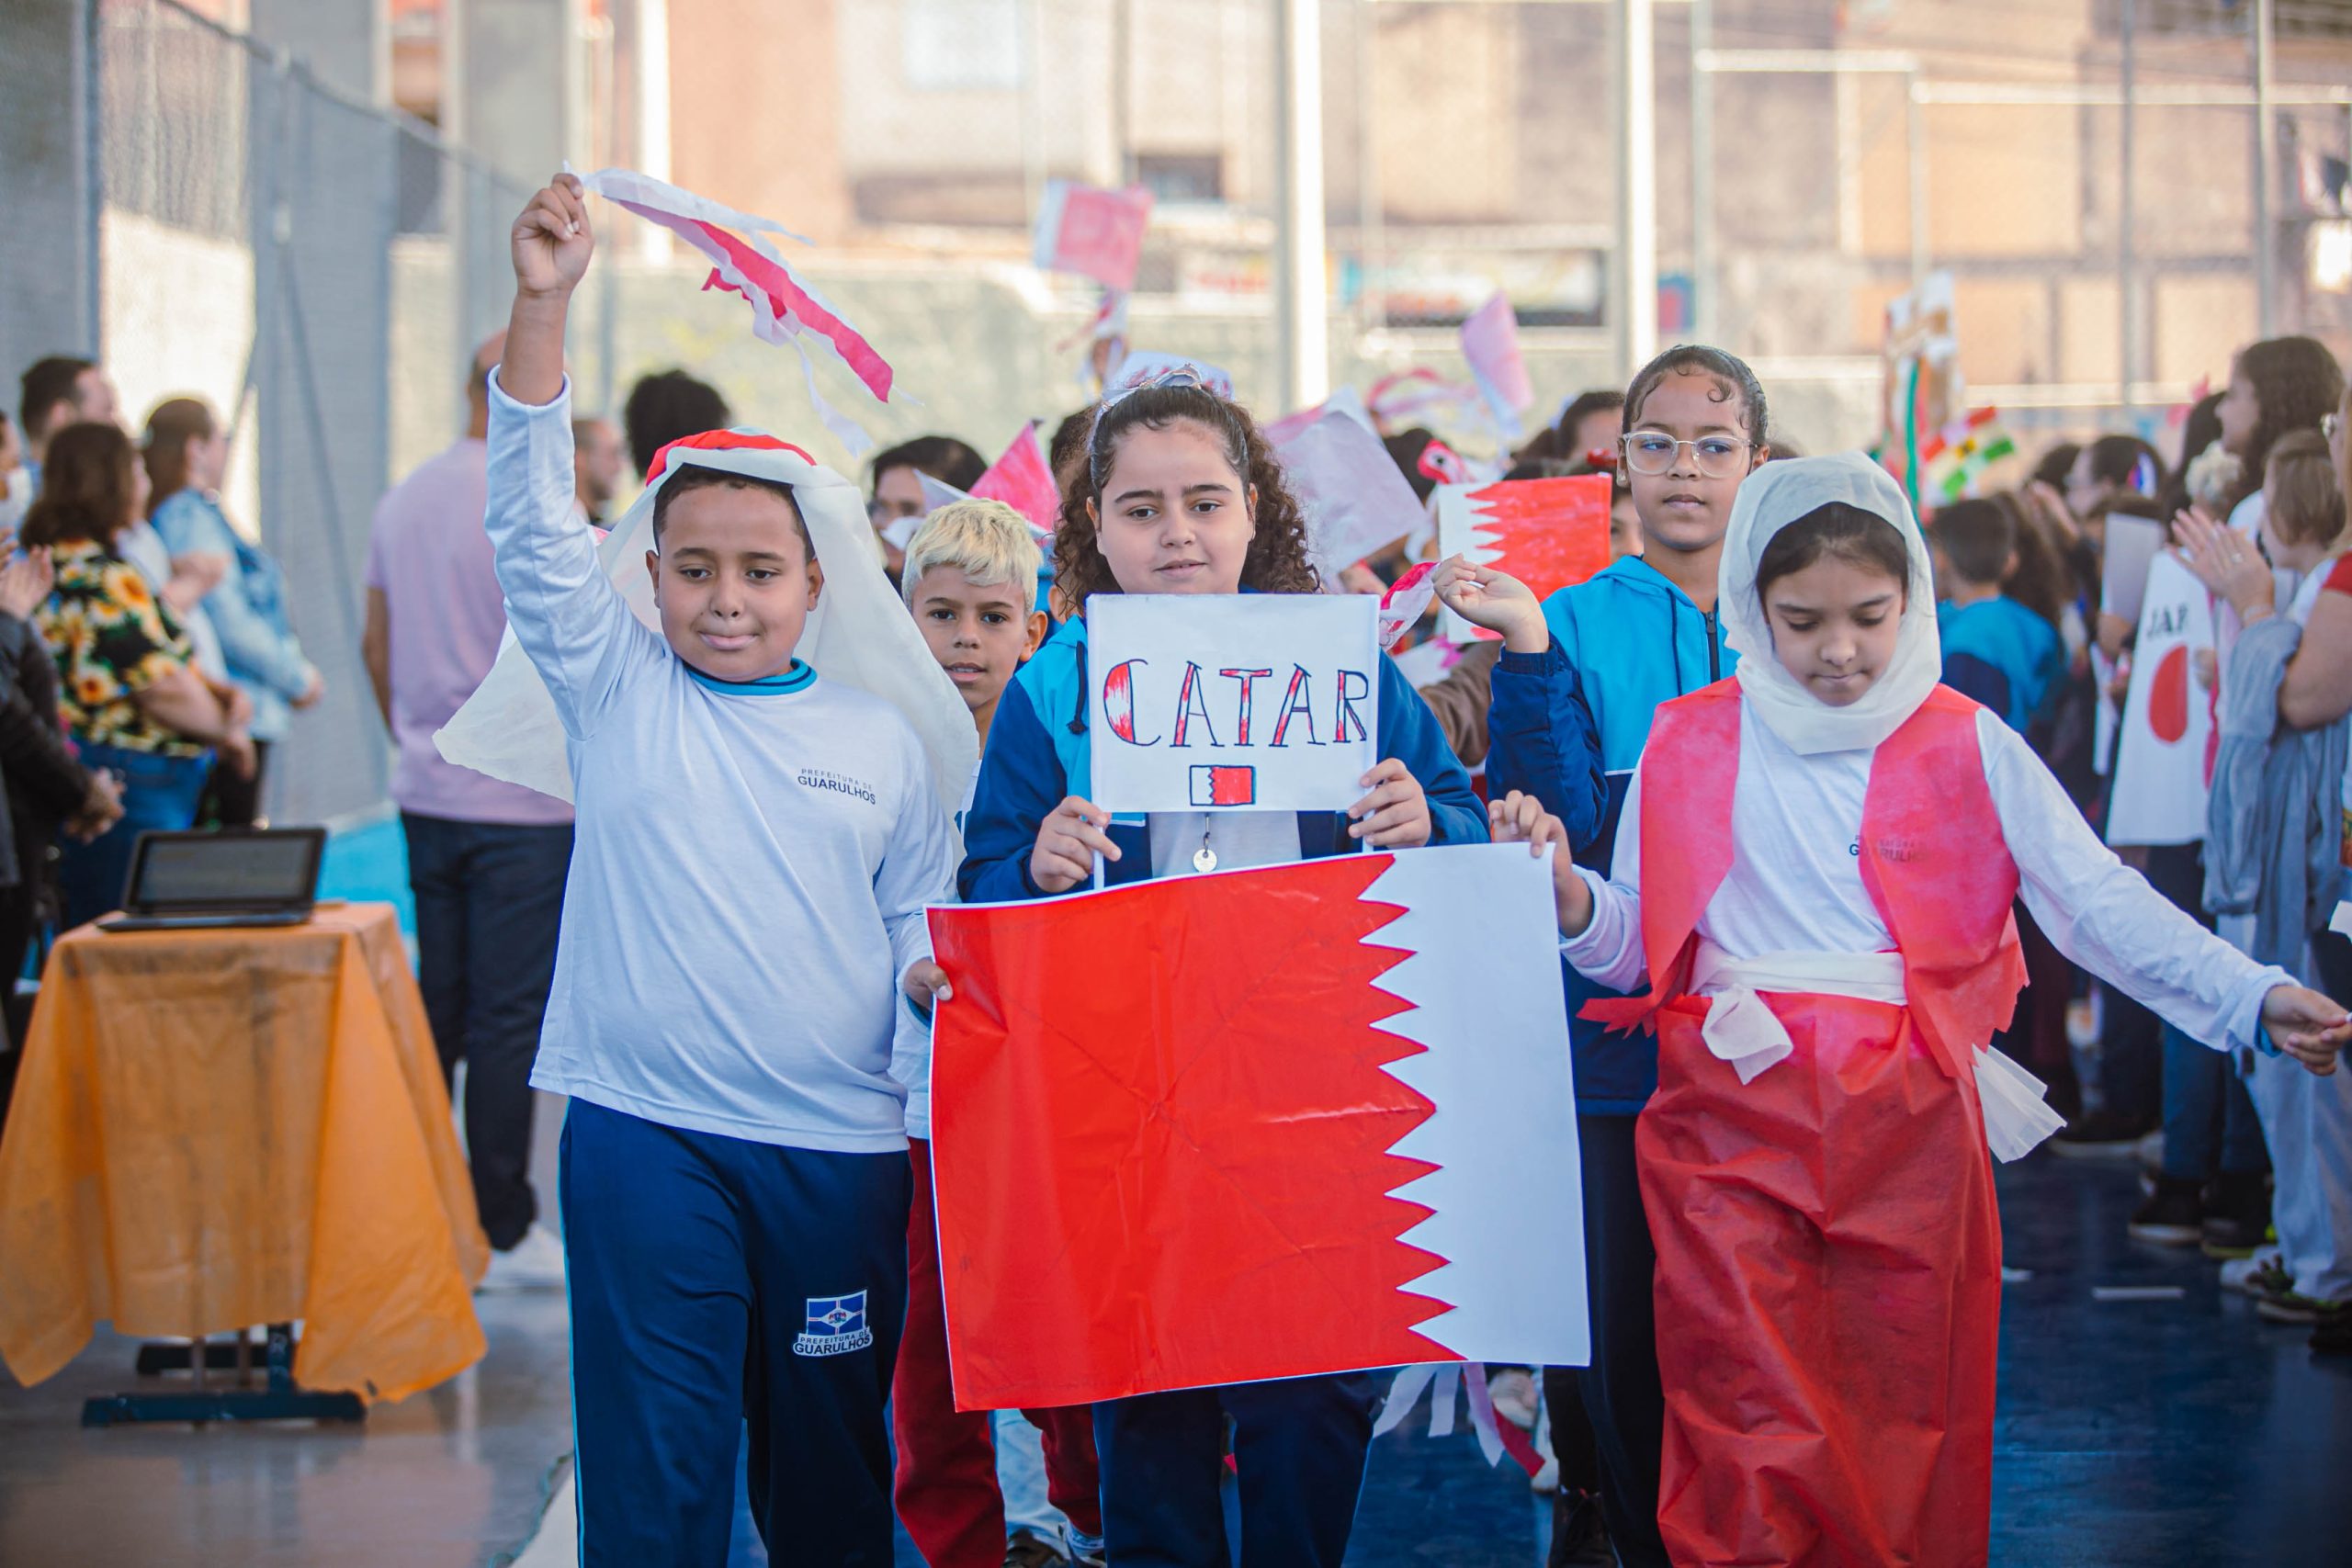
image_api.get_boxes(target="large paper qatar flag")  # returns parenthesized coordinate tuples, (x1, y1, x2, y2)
(925, 843, 1589, 1409)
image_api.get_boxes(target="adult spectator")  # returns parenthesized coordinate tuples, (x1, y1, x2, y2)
(0, 538, 120, 1052)
(17, 356, 119, 492)
(621, 368, 730, 483)
(868, 434, 988, 577)
(22, 423, 250, 931)
(571, 415, 624, 527)
(363, 334, 571, 1292)
(145, 397, 323, 827)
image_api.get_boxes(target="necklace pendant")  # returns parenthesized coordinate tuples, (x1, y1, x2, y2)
(1193, 844, 1218, 874)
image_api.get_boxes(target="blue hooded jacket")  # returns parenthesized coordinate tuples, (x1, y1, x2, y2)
(1486, 553, 1739, 1113)
(1938, 594, 2062, 737)
(961, 613, 1488, 903)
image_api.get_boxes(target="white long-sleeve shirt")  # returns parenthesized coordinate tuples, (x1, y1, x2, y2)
(487, 373, 958, 1152)
(1564, 697, 2291, 1055)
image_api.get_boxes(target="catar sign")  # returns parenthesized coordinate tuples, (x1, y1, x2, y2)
(1089, 594, 1379, 813)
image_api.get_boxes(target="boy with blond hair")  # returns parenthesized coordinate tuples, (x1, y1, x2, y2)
(890, 500, 1106, 1567)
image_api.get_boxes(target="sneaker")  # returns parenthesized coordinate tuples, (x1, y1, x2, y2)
(1005, 1532, 1069, 1568)
(2127, 1179, 2204, 1246)
(1487, 1367, 1540, 1430)
(2256, 1290, 2347, 1326)
(1548, 1488, 1615, 1568)
(2222, 1252, 2290, 1299)
(477, 1224, 567, 1293)
(2048, 1110, 2157, 1161)
(1064, 1529, 1106, 1568)
(2199, 1172, 2272, 1259)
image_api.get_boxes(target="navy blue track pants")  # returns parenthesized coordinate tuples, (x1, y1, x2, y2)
(560, 1100, 910, 1566)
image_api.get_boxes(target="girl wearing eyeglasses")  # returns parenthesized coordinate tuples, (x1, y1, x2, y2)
(1433, 344, 1771, 1568)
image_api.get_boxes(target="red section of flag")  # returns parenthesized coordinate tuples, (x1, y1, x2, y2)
(1467, 476, 1612, 598)
(1192, 765, 1256, 807)
(2151, 643, 2189, 744)
(971, 423, 1063, 533)
(927, 855, 1448, 1408)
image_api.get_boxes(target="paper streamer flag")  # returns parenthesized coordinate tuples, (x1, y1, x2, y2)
(970, 423, 1062, 535)
(2105, 551, 2218, 848)
(926, 843, 1589, 1408)
(1033, 179, 1155, 293)
(1435, 476, 1612, 642)
(1273, 409, 1431, 587)
(571, 165, 895, 456)
(1460, 293, 1533, 440)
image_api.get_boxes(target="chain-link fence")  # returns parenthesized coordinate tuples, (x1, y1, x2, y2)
(40, 0, 532, 828)
(15, 0, 2352, 830)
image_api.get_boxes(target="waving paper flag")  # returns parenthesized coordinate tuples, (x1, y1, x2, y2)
(1034, 180, 1156, 293)
(926, 843, 1588, 1408)
(572, 165, 897, 455)
(1435, 476, 1612, 642)
(1273, 409, 1430, 587)
(1460, 293, 1533, 440)
(970, 423, 1061, 536)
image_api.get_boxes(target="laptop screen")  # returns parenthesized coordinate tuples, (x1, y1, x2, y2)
(130, 831, 323, 912)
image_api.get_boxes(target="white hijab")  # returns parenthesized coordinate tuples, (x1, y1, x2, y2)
(435, 433, 979, 813)
(1718, 451, 1942, 756)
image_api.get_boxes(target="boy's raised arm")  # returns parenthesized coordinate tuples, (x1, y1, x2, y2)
(485, 175, 658, 739)
(503, 176, 590, 408)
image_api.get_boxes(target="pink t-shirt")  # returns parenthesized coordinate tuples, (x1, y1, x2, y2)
(366, 438, 574, 825)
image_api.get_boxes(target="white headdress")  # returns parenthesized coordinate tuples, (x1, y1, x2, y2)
(1718, 451, 1942, 755)
(435, 431, 978, 811)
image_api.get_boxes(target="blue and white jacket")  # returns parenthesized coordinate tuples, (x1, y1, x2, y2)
(960, 610, 1488, 903)
(1487, 553, 1737, 1113)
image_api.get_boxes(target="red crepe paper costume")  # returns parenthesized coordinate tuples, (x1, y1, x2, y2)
(1588, 681, 2025, 1568)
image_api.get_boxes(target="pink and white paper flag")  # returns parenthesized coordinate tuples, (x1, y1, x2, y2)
(571, 164, 897, 456)
(1459, 293, 1532, 441)
(1034, 180, 1156, 293)
(970, 423, 1062, 536)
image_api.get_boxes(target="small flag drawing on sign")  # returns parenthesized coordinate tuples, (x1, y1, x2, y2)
(794, 1291, 875, 1357)
(1190, 765, 1257, 807)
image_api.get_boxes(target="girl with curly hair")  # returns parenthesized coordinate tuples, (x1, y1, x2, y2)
(960, 367, 1487, 1568)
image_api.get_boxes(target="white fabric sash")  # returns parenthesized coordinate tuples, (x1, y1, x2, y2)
(1687, 942, 2064, 1162)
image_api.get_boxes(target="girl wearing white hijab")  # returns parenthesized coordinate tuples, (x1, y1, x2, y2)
(1453, 452, 2350, 1566)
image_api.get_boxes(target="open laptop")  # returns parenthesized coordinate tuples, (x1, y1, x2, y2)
(96, 828, 327, 933)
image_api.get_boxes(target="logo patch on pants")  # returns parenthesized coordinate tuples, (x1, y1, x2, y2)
(793, 1291, 875, 1357)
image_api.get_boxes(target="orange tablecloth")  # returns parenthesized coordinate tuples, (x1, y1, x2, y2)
(0, 903, 489, 1402)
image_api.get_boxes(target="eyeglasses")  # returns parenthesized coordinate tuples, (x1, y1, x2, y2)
(1622, 430, 1755, 479)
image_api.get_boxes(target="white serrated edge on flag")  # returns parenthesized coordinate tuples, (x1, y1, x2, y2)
(1358, 843, 1591, 1368)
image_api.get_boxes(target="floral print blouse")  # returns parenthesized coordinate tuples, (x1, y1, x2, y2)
(35, 537, 204, 756)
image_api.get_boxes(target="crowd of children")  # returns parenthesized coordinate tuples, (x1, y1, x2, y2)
(485, 176, 2351, 1568)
